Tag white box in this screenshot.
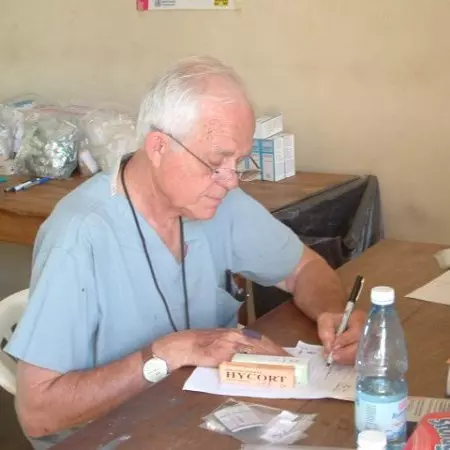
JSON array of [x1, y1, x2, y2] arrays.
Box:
[[283, 133, 295, 160], [252, 132, 296, 182], [282, 133, 296, 178], [261, 154, 285, 182], [253, 134, 285, 182], [253, 113, 283, 139], [284, 158, 296, 178]]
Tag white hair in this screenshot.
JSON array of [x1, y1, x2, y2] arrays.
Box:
[[136, 56, 251, 146]]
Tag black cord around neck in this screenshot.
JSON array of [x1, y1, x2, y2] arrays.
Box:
[[120, 157, 190, 332]]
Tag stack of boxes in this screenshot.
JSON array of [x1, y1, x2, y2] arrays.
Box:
[[250, 113, 296, 182]]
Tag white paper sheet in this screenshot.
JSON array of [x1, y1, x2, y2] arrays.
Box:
[[182, 341, 356, 401], [407, 396, 450, 422], [406, 270, 450, 306]]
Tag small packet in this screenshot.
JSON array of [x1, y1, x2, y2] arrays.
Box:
[[260, 411, 316, 444], [200, 398, 316, 445], [241, 446, 352, 450]]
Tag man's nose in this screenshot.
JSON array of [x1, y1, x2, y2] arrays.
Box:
[[218, 171, 239, 190]]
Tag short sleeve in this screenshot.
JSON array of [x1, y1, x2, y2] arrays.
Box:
[[5, 246, 98, 374], [228, 189, 303, 286]]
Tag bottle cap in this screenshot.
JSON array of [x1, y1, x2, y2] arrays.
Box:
[[371, 286, 395, 306], [357, 430, 387, 449]]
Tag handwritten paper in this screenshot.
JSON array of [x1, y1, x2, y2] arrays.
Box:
[[406, 270, 450, 306], [183, 341, 356, 401]]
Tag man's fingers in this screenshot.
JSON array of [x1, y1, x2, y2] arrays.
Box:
[[317, 314, 337, 352], [334, 327, 360, 348], [331, 342, 358, 365], [235, 335, 288, 356]]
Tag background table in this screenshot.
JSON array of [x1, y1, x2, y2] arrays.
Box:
[[54, 239, 450, 449], [0, 172, 358, 246]]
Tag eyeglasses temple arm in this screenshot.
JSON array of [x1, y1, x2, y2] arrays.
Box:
[[249, 155, 260, 170]]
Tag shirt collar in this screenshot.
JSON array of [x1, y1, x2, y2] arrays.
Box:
[[110, 152, 134, 196]]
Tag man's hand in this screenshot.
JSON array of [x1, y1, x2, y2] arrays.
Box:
[[317, 310, 366, 365], [150, 328, 288, 371]]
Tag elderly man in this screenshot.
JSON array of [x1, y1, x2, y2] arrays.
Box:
[[6, 56, 365, 448]]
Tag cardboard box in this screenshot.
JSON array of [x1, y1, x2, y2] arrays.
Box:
[[253, 134, 284, 182], [253, 113, 283, 139], [284, 159, 296, 178], [219, 361, 295, 389], [252, 132, 295, 182], [283, 133, 296, 178], [232, 353, 308, 385]]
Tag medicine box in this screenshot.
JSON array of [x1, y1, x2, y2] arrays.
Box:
[[253, 113, 283, 139], [252, 133, 296, 182], [232, 353, 308, 385], [283, 133, 296, 178], [219, 361, 296, 389]]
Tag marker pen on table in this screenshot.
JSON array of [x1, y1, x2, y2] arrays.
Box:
[[4, 177, 51, 193]]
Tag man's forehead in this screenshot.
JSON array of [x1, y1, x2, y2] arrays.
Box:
[[193, 104, 254, 155], [201, 101, 253, 136]]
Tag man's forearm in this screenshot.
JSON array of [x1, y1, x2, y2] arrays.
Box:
[[19, 350, 148, 438], [292, 258, 346, 321]]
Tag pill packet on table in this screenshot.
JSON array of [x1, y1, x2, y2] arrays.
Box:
[[200, 399, 316, 445]]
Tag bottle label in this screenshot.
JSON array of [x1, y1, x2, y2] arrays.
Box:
[[356, 391, 408, 441]]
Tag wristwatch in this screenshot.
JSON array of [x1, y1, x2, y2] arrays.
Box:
[[143, 354, 169, 383]]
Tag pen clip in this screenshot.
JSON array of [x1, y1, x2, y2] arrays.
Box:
[[348, 275, 364, 305]]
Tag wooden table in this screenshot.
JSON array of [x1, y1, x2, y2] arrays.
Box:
[[54, 239, 450, 449], [0, 172, 358, 246]]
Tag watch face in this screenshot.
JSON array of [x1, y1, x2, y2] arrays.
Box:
[[143, 357, 168, 383]]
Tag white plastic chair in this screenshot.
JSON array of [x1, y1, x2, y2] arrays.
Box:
[[0, 289, 28, 395]]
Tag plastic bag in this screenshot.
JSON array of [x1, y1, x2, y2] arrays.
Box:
[[242, 446, 352, 450], [0, 105, 24, 159], [13, 109, 79, 178], [80, 106, 137, 173], [200, 399, 316, 445]]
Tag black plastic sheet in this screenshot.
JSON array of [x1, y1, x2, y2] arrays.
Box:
[[252, 175, 384, 318]]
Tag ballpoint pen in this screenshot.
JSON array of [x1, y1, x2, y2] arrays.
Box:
[[4, 177, 51, 193], [325, 275, 365, 377]]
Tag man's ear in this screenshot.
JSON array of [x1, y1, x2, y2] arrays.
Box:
[[143, 131, 168, 168]]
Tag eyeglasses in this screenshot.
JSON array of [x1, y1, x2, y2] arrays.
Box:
[[153, 128, 261, 182]]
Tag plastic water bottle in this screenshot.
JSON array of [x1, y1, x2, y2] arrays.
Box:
[[357, 430, 387, 449], [355, 286, 408, 449]]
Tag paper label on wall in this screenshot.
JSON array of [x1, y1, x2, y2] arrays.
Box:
[[137, 0, 239, 10]]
